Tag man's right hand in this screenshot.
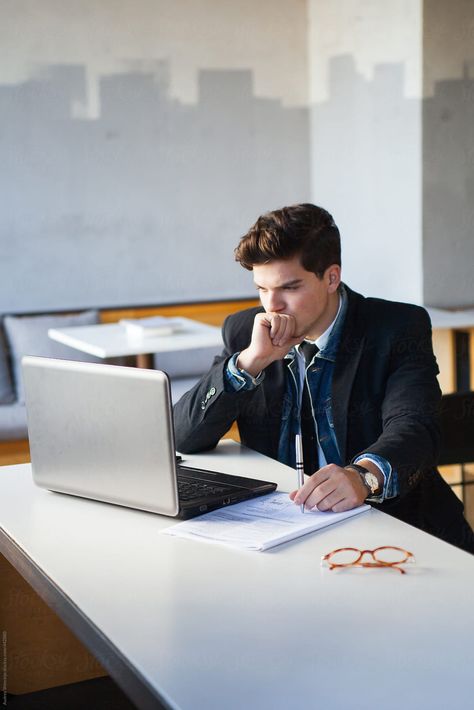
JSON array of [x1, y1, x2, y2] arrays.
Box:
[[236, 312, 304, 377]]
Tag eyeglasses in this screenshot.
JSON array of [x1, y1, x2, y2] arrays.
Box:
[[321, 546, 415, 574]]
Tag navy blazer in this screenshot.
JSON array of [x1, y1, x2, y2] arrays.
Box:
[[174, 286, 472, 550]]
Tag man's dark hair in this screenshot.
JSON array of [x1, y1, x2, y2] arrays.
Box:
[[234, 203, 341, 278]]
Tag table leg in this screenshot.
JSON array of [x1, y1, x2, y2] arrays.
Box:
[[0, 554, 106, 694], [135, 353, 153, 369]]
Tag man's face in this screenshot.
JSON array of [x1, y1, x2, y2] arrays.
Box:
[[252, 255, 340, 340]]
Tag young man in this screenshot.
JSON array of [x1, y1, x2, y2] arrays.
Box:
[[174, 203, 474, 552]]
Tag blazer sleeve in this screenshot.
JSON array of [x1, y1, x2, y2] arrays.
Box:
[[173, 311, 254, 453], [355, 306, 442, 498]]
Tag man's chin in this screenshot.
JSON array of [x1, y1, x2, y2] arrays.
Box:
[[297, 327, 319, 341], [292, 321, 309, 340]]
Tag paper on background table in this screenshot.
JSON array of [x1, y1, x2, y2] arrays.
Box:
[[163, 492, 370, 551], [119, 316, 183, 338]]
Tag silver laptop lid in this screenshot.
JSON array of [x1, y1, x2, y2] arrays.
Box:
[[22, 356, 179, 516]]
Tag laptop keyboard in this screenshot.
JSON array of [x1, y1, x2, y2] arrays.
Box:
[[177, 477, 235, 501]]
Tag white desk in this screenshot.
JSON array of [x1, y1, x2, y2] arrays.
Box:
[[48, 316, 223, 368], [1, 442, 473, 710]]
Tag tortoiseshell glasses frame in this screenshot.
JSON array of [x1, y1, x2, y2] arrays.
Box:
[[321, 546, 415, 574]]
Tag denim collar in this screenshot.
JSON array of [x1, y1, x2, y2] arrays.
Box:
[[284, 283, 348, 365]]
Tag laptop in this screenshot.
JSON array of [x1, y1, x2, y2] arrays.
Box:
[[22, 356, 277, 519]]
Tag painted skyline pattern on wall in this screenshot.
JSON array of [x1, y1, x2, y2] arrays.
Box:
[[310, 54, 474, 308], [311, 54, 422, 304], [2, 54, 472, 313], [423, 65, 474, 308], [0, 62, 310, 313]]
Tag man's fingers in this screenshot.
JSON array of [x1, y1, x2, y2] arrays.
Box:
[[264, 313, 297, 346], [312, 489, 345, 511], [295, 467, 331, 499], [254, 312, 304, 357], [269, 315, 290, 345], [304, 479, 338, 510], [331, 499, 357, 513], [292, 465, 367, 512]]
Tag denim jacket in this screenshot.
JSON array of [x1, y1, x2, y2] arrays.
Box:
[[277, 287, 348, 474]]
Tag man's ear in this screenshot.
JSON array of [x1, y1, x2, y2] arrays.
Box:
[[326, 265, 341, 293]]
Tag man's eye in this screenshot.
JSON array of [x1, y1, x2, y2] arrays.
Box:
[[284, 286, 298, 291]]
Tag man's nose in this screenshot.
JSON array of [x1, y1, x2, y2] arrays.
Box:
[[265, 291, 285, 312]]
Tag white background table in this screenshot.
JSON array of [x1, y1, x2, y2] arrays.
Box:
[[48, 309, 474, 385], [1, 442, 474, 710], [427, 306, 474, 330], [48, 316, 223, 368]]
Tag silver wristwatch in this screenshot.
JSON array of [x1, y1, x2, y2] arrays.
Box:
[[346, 464, 380, 496]]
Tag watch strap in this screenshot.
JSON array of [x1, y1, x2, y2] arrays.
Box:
[[345, 464, 378, 496], [345, 463, 370, 476]]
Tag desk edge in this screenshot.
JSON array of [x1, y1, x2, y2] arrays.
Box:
[[0, 528, 174, 710]]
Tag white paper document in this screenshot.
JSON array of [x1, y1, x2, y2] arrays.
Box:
[[162, 492, 370, 551], [119, 316, 182, 338]]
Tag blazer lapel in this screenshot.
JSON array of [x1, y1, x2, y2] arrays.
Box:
[[332, 289, 366, 463]]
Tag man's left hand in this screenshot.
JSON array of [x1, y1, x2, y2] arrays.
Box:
[[289, 464, 369, 512]]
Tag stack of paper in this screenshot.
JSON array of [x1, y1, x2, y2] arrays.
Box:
[[163, 492, 369, 551], [120, 316, 182, 339]]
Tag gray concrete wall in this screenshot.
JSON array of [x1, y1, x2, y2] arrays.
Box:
[[6, 1, 470, 313], [309, 0, 423, 305], [0, 0, 309, 313], [423, 0, 474, 308]]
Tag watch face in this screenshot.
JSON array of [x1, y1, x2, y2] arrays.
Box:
[[364, 472, 379, 494]]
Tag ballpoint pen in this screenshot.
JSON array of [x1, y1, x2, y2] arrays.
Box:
[[295, 433, 304, 513]]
